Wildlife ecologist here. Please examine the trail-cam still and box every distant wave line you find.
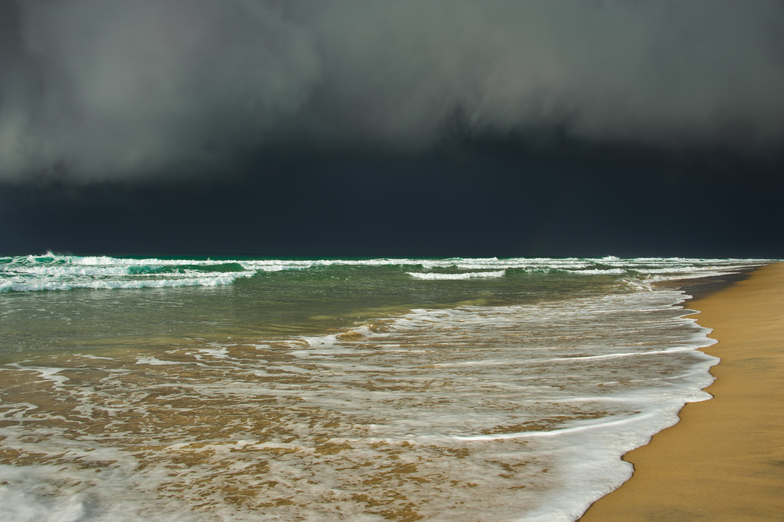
[406,270,506,280]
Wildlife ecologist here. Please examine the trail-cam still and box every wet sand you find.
[581,262,784,520]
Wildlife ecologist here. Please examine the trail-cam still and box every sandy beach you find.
[581,262,784,520]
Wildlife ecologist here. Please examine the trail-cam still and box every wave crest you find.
[407,270,506,280]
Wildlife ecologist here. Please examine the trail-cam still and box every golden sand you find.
[581,262,784,520]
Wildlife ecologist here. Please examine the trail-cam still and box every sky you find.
[1,0,783,257]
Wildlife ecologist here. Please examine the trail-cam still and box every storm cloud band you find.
[2,0,783,182]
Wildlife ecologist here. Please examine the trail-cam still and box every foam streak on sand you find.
[581,262,784,520]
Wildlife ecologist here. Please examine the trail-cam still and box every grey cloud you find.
[2,0,321,181]
[1,0,783,181]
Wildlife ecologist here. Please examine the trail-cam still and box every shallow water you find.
[0,256,767,520]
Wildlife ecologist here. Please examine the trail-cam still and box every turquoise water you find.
[2,257,615,356]
[0,255,767,521]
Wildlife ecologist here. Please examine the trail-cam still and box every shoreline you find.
[580,262,784,520]
[651,267,755,300]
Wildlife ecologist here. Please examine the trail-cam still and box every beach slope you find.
[581,262,784,521]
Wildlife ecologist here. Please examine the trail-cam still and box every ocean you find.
[0,255,767,521]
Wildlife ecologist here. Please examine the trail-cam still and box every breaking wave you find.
[406,270,506,280]
[0,253,768,293]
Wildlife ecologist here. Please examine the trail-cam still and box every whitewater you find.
[0,255,768,521]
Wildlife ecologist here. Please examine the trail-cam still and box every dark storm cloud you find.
[1,0,783,182]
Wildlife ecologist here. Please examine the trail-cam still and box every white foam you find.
[0,472,89,522]
[135,356,180,366]
[407,270,506,280]
[0,463,203,522]
[566,268,627,275]
[300,334,339,347]
[8,365,70,388]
